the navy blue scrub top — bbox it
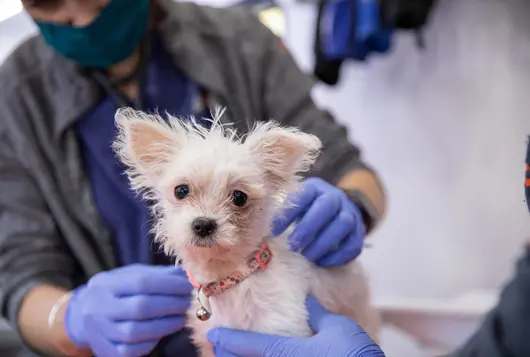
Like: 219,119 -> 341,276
75,36 -> 205,357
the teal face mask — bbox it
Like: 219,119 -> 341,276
35,0 -> 150,68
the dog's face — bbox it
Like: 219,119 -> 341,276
113,108 -> 322,263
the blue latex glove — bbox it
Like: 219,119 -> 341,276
208,296 -> 385,357
65,264 -> 193,357
272,177 -> 366,267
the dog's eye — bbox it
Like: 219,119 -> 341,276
232,190 -> 248,207
174,184 -> 190,199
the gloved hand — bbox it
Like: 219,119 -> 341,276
208,296 -> 384,357
272,177 -> 366,267
65,264 -> 193,357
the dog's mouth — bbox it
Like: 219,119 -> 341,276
190,236 -> 219,248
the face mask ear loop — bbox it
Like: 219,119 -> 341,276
85,33 -> 151,111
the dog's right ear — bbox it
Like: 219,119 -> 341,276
113,108 -> 186,190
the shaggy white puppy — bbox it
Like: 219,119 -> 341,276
113,107 -> 381,357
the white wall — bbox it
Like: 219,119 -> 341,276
280,0 -> 530,301
0,11 -> 35,62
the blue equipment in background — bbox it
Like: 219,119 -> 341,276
321,0 -> 392,61
314,0 -> 437,85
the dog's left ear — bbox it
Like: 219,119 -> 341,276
245,122 -> 322,188
113,108 -> 186,189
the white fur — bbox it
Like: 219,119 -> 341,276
113,107 -> 381,357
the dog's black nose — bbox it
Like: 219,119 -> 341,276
191,217 -> 217,238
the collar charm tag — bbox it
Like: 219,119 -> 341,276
196,287 -> 212,321
196,305 -> 211,321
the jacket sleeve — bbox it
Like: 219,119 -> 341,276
452,245 -> 530,357
245,16 -> 387,232
0,129 -> 74,339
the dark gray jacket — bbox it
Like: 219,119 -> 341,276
452,244 -> 530,357
0,1 -> 385,355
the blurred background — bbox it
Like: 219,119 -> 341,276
2,0 -> 530,355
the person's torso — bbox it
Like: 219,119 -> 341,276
0,1 -> 270,279
0,3 -> 272,356
75,36 -> 207,267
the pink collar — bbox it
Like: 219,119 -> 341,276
187,240 -> 273,297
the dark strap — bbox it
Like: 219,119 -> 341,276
87,34 -> 151,110
86,34 -> 210,114
313,0 -> 345,85
384,0 -> 438,49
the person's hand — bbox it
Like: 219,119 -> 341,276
272,177 -> 366,267
208,296 -> 384,357
64,264 -> 193,357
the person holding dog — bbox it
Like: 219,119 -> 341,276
207,296 -> 385,357
0,0 -> 387,356
443,142 -> 530,357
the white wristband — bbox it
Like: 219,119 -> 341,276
47,291 -> 73,330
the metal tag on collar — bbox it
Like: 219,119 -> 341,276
196,286 -> 212,321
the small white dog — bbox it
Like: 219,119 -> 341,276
113,107 -> 381,357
